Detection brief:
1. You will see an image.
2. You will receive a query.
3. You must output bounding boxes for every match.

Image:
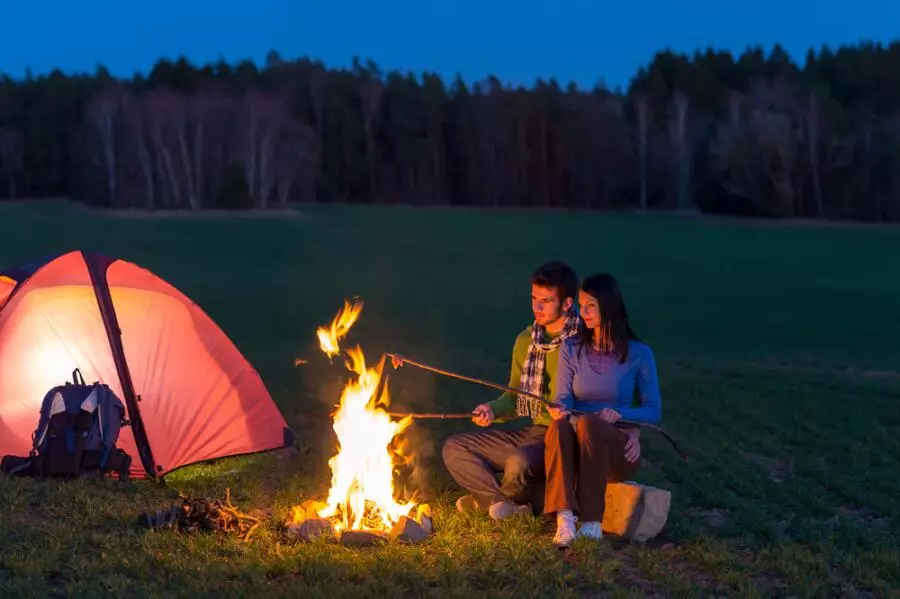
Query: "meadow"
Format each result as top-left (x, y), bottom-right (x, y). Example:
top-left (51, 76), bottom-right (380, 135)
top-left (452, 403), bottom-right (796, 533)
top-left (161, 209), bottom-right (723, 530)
top-left (0, 200), bottom-right (898, 598)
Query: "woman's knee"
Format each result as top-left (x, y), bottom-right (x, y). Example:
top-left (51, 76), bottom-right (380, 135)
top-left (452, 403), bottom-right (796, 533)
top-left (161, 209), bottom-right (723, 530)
top-left (576, 415), bottom-right (620, 440)
top-left (545, 418), bottom-right (575, 442)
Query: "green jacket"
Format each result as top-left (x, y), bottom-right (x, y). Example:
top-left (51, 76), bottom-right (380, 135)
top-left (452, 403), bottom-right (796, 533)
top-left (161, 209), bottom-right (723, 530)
top-left (486, 326), bottom-right (562, 428)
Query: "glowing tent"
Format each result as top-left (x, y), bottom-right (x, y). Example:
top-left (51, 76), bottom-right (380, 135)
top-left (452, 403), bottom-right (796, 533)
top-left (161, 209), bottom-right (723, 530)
top-left (0, 250), bottom-right (294, 479)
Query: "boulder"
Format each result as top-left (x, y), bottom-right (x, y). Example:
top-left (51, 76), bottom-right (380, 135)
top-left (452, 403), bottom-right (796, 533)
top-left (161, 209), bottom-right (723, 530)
top-left (603, 481), bottom-right (672, 542)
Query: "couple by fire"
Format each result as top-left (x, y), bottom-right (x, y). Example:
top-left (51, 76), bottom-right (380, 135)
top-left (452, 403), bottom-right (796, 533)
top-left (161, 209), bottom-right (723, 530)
top-left (414, 262), bottom-right (663, 548)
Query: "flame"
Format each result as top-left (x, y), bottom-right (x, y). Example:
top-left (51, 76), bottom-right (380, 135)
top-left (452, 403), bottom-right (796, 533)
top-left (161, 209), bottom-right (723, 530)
top-left (316, 298), bottom-right (363, 358)
top-left (295, 299), bottom-right (417, 533)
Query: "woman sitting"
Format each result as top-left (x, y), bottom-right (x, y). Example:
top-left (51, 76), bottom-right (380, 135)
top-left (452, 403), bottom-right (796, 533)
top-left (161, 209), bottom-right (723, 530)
top-left (543, 273), bottom-right (662, 547)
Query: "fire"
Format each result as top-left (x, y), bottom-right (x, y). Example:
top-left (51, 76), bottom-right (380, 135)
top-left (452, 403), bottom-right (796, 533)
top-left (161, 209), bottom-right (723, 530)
top-left (316, 298), bottom-right (363, 359)
top-left (295, 299), bottom-right (417, 533)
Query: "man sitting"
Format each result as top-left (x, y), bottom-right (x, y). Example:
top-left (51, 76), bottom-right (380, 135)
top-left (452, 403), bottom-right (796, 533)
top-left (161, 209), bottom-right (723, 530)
top-left (441, 261), bottom-right (583, 520)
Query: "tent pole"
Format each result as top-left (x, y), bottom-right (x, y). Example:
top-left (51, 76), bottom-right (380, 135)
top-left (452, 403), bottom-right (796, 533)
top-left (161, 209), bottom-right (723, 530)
top-left (84, 251), bottom-right (159, 479)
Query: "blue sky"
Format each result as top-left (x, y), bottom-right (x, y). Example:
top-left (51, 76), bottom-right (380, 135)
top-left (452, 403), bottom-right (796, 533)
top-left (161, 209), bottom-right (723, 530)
top-left (1, 0), bottom-right (898, 90)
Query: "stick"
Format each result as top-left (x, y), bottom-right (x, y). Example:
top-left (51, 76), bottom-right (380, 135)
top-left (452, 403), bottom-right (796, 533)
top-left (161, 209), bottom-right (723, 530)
top-left (386, 352), bottom-right (689, 462)
top-left (385, 353), bottom-right (585, 415)
top-left (388, 412), bottom-right (475, 420)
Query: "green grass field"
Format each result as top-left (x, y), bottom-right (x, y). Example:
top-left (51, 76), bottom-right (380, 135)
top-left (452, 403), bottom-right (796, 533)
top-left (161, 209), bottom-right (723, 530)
top-left (1, 200), bottom-right (899, 598)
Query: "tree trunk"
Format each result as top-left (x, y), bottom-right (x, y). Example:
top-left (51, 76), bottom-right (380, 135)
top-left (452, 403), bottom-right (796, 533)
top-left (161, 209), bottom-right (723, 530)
top-left (635, 95), bottom-right (649, 211)
top-left (672, 91), bottom-right (691, 210)
top-left (807, 92), bottom-right (824, 218)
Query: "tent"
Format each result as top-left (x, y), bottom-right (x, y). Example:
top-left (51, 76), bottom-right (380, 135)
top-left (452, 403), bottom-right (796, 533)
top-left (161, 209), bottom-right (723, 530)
top-left (0, 250), bottom-right (295, 479)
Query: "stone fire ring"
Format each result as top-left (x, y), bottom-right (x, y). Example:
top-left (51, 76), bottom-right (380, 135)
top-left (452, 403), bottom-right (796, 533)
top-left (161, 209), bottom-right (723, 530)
top-left (285, 502), bottom-right (434, 547)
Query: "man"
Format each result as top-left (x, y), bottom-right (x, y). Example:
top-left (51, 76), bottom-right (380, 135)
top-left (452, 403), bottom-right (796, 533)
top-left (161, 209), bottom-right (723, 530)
top-left (441, 261), bottom-right (586, 520)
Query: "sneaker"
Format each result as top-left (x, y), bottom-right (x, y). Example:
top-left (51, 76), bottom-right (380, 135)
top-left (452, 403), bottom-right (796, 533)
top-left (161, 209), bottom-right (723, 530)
top-left (553, 509), bottom-right (577, 547)
top-left (455, 495), bottom-right (479, 514)
top-left (576, 521), bottom-right (603, 540)
top-left (488, 501), bottom-right (530, 521)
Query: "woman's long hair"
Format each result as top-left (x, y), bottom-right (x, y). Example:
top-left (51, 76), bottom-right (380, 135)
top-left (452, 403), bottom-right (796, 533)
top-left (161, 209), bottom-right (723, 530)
top-left (576, 273), bottom-right (640, 363)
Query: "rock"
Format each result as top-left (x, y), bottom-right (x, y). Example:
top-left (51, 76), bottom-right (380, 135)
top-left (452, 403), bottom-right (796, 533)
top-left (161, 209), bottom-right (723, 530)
top-left (390, 516), bottom-right (429, 544)
top-left (339, 530), bottom-right (390, 547)
top-left (602, 481), bottom-right (672, 542)
top-left (414, 504), bottom-right (433, 535)
top-left (704, 508), bottom-right (727, 528)
top-left (285, 518), bottom-right (335, 542)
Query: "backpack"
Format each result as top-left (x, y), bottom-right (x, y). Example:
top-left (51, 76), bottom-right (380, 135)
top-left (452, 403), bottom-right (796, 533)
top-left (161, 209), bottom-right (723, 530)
top-left (1, 369), bottom-right (132, 481)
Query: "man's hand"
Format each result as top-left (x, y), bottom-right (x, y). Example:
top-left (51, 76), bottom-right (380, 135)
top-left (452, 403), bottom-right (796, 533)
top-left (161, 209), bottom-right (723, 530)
top-left (471, 404), bottom-right (495, 427)
top-left (548, 403), bottom-right (570, 421)
top-left (599, 408), bottom-right (622, 424)
top-left (624, 428), bottom-right (641, 463)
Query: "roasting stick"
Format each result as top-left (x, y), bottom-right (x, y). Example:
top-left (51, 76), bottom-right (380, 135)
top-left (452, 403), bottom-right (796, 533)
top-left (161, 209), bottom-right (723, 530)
top-left (384, 353), bottom-right (587, 415)
top-left (387, 412), bottom-right (474, 420)
top-left (385, 352), bottom-right (688, 462)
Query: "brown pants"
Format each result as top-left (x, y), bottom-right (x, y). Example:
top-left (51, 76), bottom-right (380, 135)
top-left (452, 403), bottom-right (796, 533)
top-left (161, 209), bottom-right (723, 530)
top-left (543, 415), bottom-right (640, 522)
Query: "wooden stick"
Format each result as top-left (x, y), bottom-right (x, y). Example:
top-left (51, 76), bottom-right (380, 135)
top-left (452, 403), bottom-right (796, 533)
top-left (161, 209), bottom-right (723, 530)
top-left (388, 412), bottom-right (474, 420)
top-left (385, 353), bottom-right (585, 415)
top-left (386, 352), bottom-right (689, 462)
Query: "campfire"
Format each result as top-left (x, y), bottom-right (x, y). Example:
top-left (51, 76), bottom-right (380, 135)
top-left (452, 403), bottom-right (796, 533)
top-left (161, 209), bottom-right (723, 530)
top-left (287, 299), bottom-right (432, 545)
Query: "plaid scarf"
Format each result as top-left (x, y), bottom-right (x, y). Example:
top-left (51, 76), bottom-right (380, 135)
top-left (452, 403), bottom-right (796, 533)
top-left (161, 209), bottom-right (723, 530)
top-left (516, 309), bottom-right (581, 419)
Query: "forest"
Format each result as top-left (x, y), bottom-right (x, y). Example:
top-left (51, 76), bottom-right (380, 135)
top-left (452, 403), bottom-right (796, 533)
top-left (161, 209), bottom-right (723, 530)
top-left (1, 42), bottom-right (900, 221)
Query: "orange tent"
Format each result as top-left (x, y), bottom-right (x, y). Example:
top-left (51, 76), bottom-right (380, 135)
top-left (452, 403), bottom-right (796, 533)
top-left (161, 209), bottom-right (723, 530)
top-left (0, 250), bottom-right (294, 479)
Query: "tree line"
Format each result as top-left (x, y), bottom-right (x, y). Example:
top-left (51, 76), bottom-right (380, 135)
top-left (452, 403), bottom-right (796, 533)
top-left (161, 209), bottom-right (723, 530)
top-left (1, 42), bottom-right (900, 221)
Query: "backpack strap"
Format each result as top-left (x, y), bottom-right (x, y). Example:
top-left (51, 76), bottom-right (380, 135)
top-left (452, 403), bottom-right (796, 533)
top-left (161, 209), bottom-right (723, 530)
top-left (72, 368), bottom-right (86, 386)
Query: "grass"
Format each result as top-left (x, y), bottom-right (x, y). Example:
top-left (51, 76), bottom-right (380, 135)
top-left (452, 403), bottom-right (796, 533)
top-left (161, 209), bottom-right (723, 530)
top-left (1, 199), bottom-right (899, 598)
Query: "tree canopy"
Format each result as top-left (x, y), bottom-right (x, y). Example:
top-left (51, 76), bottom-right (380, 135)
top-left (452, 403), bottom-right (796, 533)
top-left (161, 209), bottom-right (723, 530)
top-left (2, 42), bottom-right (900, 221)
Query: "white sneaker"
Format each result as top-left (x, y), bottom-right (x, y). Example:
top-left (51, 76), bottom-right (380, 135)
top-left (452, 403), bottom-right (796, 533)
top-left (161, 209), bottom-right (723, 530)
top-left (553, 509), bottom-right (577, 547)
top-left (576, 521), bottom-right (603, 540)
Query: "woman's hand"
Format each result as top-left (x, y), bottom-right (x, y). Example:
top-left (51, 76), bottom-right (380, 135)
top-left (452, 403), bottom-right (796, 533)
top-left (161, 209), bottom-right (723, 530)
top-left (548, 403), bottom-right (570, 420)
top-left (624, 428), bottom-right (641, 463)
top-left (598, 408), bottom-right (622, 424)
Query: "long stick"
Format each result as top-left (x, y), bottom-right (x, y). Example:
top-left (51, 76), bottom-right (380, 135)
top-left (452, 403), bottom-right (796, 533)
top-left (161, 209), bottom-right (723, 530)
top-left (385, 353), bottom-right (585, 415)
top-left (388, 412), bottom-right (474, 420)
top-left (386, 352), bottom-right (689, 462)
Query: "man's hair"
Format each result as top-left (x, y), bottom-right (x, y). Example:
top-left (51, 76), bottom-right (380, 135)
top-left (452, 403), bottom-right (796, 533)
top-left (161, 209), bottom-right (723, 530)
top-left (531, 261), bottom-right (578, 302)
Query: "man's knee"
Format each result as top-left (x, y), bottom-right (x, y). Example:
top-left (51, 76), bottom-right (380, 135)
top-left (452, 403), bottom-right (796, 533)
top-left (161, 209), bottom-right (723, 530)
top-left (442, 432), bottom-right (480, 471)
top-left (441, 433), bottom-right (464, 466)
top-left (504, 449), bottom-right (530, 477)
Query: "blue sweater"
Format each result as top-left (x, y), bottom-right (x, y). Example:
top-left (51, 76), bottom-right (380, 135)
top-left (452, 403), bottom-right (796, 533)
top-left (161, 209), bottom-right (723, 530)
top-left (552, 338), bottom-right (662, 424)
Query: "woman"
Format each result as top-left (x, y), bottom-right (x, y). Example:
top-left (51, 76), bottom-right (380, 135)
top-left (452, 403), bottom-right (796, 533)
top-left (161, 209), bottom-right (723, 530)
top-left (543, 273), bottom-right (662, 547)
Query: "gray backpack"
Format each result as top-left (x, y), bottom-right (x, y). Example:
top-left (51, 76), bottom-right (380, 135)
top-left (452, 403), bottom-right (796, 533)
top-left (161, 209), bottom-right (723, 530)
top-left (1, 369), bottom-right (132, 480)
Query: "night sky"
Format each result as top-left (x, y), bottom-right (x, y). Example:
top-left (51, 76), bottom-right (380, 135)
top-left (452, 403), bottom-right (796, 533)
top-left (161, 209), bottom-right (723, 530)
top-left (2, 0), bottom-right (898, 89)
